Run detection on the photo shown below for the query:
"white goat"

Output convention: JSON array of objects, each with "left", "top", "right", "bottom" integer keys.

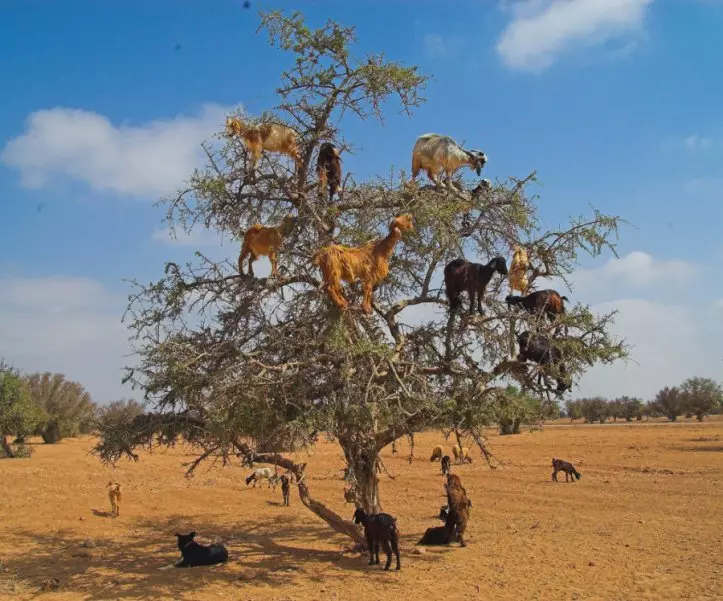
[
  {"left": 245, "top": 467, "right": 277, "bottom": 489},
  {"left": 411, "top": 133, "right": 487, "bottom": 188}
]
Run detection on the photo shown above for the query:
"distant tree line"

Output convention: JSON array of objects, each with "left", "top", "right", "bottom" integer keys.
[
  {"left": 0, "top": 359, "right": 144, "bottom": 458},
  {"left": 564, "top": 377, "right": 723, "bottom": 424}
]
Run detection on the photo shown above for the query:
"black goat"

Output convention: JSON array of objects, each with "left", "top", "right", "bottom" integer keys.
[
  {"left": 516, "top": 330, "right": 571, "bottom": 393},
  {"left": 352, "top": 508, "right": 401, "bottom": 571},
  {"left": 416, "top": 505, "right": 455, "bottom": 546},
  {"left": 174, "top": 532, "right": 228, "bottom": 568},
  {"left": 440, "top": 455, "right": 451, "bottom": 476},
  {"left": 316, "top": 142, "right": 342, "bottom": 201},
  {"left": 506, "top": 289, "right": 568, "bottom": 322},
  {"left": 444, "top": 256, "right": 508, "bottom": 315},
  {"left": 280, "top": 474, "right": 290, "bottom": 506}
]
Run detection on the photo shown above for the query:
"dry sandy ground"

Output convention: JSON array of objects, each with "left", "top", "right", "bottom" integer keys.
[{"left": 1, "top": 420, "right": 721, "bottom": 601}]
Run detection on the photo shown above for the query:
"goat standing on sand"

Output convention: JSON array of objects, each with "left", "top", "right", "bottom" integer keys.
[
  {"left": 429, "top": 445, "right": 445, "bottom": 462},
  {"left": 508, "top": 245, "right": 530, "bottom": 295},
  {"left": 245, "top": 467, "right": 276, "bottom": 489},
  {"left": 506, "top": 289, "right": 568, "bottom": 322},
  {"left": 417, "top": 505, "right": 456, "bottom": 546},
  {"left": 107, "top": 481, "right": 121, "bottom": 517},
  {"left": 352, "top": 508, "right": 401, "bottom": 571},
  {"left": 444, "top": 257, "right": 508, "bottom": 315},
  {"left": 411, "top": 133, "right": 487, "bottom": 188},
  {"left": 552, "top": 458, "right": 582, "bottom": 482},
  {"left": 225, "top": 116, "right": 300, "bottom": 178},
  {"left": 238, "top": 215, "right": 297, "bottom": 278},
  {"left": 313, "top": 214, "right": 414, "bottom": 314},
  {"left": 440, "top": 455, "right": 451, "bottom": 475},
  {"left": 280, "top": 474, "right": 291, "bottom": 506},
  {"left": 516, "top": 331, "right": 571, "bottom": 393},
  {"left": 316, "top": 142, "right": 342, "bottom": 201}
]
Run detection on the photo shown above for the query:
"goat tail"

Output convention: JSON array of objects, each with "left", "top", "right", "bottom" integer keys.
[{"left": 389, "top": 521, "right": 400, "bottom": 539}]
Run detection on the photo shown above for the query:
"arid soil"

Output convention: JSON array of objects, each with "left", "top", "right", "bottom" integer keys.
[{"left": 1, "top": 420, "right": 721, "bottom": 601}]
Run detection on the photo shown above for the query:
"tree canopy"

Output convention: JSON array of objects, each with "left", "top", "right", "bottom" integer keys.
[{"left": 94, "top": 10, "right": 628, "bottom": 542}]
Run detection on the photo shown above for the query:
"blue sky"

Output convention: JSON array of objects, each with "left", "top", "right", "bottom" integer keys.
[{"left": 1, "top": 0, "right": 722, "bottom": 404}]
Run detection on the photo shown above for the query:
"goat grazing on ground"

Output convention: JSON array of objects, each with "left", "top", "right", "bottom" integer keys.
[
  {"left": 245, "top": 467, "right": 276, "bottom": 488},
  {"left": 238, "top": 215, "right": 297, "bottom": 278},
  {"left": 451, "top": 445, "right": 472, "bottom": 464},
  {"left": 280, "top": 475, "right": 291, "bottom": 506},
  {"left": 444, "top": 473, "right": 471, "bottom": 547},
  {"left": 225, "top": 116, "right": 300, "bottom": 178},
  {"left": 429, "top": 445, "right": 445, "bottom": 462},
  {"left": 316, "top": 142, "right": 342, "bottom": 201},
  {"left": 417, "top": 505, "right": 456, "bottom": 546},
  {"left": 411, "top": 133, "right": 487, "bottom": 188},
  {"left": 508, "top": 245, "right": 530, "bottom": 295},
  {"left": 516, "top": 331, "right": 571, "bottom": 393},
  {"left": 440, "top": 455, "right": 451, "bottom": 475},
  {"left": 444, "top": 257, "right": 508, "bottom": 315},
  {"left": 313, "top": 214, "right": 414, "bottom": 314},
  {"left": 506, "top": 289, "right": 568, "bottom": 322},
  {"left": 552, "top": 458, "right": 582, "bottom": 482},
  {"left": 106, "top": 481, "right": 121, "bottom": 517},
  {"left": 174, "top": 532, "right": 228, "bottom": 568},
  {"left": 352, "top": 508, "right": 401, "bottom": 571}
]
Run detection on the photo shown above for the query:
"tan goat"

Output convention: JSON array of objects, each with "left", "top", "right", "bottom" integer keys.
[
  {"left": 226, "top": 116, "right": 300, "bottom": 176},
  {"left": 107, "top": 481, "right": 121, "bottom": 517},
  {"left": 239, "top": 215, "right": 297, "bottom": 278}
]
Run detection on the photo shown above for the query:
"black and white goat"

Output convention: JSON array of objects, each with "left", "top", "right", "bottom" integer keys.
[{"left": 411, "top": 133, "right": 487, "bottom": 188}]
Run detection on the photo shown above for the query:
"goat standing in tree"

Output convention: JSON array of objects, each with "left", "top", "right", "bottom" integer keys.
[
  {"left": 508, "top": 245, "right": 530, "bottom": 295},
  {"left": 238, "top": 215, "right": 297, "bottom": 278},
  {"left": 411, "top": 133, "right": 487, "bottom": 189},
  {"left": 506, "top": 289, "right": 568, "bottom": 323},
  {"left": 316, "top": 142, "right": 342, "bottom": 201},
  {"left": 444, "top": 257, "right": 508, "bottom": 315},
  {"left": 313, "top": 214, "right": 414, "bottom": 314},
  {"left": 225, "top": 116, "right": 300, "bottom": 179}
]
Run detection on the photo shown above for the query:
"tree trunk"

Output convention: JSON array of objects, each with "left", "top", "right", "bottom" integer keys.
[
  {"left": 1, "top": 435, "right": 15, "bottom": 458},
  {"left": 340, "top": 442, "right": 381, "bottom": 514}
]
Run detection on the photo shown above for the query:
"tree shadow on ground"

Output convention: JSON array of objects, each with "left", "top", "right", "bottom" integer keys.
[{"left": 4, "top": 514, "right": 434, "bottom": 600}]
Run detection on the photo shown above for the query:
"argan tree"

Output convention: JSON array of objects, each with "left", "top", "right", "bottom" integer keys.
[
  {"left": 679, "top": 377, "right": 722, "bottom": 422},
  {"left": 95, "top": 11, "right": 626, "bottom": 544},
  {"left": 0, "top": 362, "right": 44, "bottom": 458},
  {"left": 653, "top": 386, "right": 685, "bottom": 422}
]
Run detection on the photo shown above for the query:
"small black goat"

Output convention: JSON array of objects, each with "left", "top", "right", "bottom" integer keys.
[
  {"left": 174, "top": 532, "right": 228, "bottom": 568},
  {"left": 352, "top": 508, "right": 401, "bottom": 571},
  {"left": 506, "top": 289, "right": 568, "bottom": 322},
  {"left": 444, "top": 256, "right": 508, "bottom": 315},
  {"left": 416, "top": 505, "right": 455, "bottom": 546},
  {"left": 280, "top": 474, "right": 290, "bottom": 506},
  {"left": 316, "top": 142, "right": 342, "bottom": 201},
  {"left": 516, "top": 330, "right": 571, "bottom": 393},
  {"left": 440, "top": 455, "right": 451, "bottom": 476}
]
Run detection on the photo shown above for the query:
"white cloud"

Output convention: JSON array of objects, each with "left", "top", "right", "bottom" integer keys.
[
  {"left": 496, "top": 0, "right": 654, "bottom": 72},
  {"left": 151, "top": 226, "right": 226, "bottom": 247},
  {"left": 0, "top": 275, "right": 134, "bottom": 404},
  {"left": 1, "top": 103, "right": 232, "bottom": 198},
  {"left": 684, "top": 134, "right": 714, "bottom": 151},
  {"left": 423, "top": 34, "right": 448, "bottom": 58}
]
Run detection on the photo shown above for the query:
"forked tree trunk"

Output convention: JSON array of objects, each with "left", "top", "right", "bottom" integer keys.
[{"left": 341, "top": 443, "right": 382, "bottom": 514}]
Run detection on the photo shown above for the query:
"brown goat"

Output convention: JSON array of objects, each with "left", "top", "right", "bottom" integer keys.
[
  {"left": 506, "top": 289, "right": 568, "bottom": 322},
  {"left": 225, "top": 116, "right": 300, "bottom": 176},
  {"left": 239, "top": 215, "right": 297, "bottom": 278},
  {"left": 313, "top": 214, "right": 414, "bottom": 314},
  {"left": 444, "top": 257, "right": 508, "bottom": 315},
  {"left": 444, "top": 473, "right": 471, "bottom": 546},
  {"left": 316, "top": 142, "right": 342, "bottom": 201},
  {"left": 107, "top": 481, "right": 121, "bottom": 517}
]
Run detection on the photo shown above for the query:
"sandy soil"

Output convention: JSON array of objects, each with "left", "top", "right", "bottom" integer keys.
[{"left": 1, "top": 419, "right": 721, "bottom": 601}]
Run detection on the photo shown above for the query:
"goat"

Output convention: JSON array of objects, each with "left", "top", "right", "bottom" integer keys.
[
  {"left": 508, "top": 245, "right": 530, "bottom": 295},
  {"left": 352, "top": 508, "right": 401, "bottom": 571},
  {"left": 552, "top": 457, "right": 581, "bottom": 482},
  {"left": 280, "top": 474, "right": 291, "bottom": 506},
  {"left": 225, "top": 116, "right": 300, "bottom": 177},
  {"left": 440, "top": 455, "right": 451, "bottom": 475},
  {"left": 516, "top": 331, "right": 571, "bottom": 393},
  {"left": 452, "top": 444, "right": 461, "bottom": 463},
  {"left": 506, "top": 289, "right": 568, "bottom": 322},
  {"left": 444, "top": 257, "right": 508, "bottom": 315},
  {"left": 429, "top": 445, "right": 445, "bottom": 462},
  {"left": 416, "top": 505, "right": 455, "bottom": 546},
  {"left": 238, "top": 215, "right": 297, "bottom": 278},
  {"left": 313, "top": 214, "right": 414, "bottom": 314},
  {"left": 316, "top": 142, "right": 342, "bottom": 201},
  {"left": 444, "top": 473, "right": 471, "bottom": 547},
  {"left": 174, "top": 531, "right": 228, "bottom": 568},
  {"left": 245, "top": 467, "right": 275, "bottom": 488},
  {"left": 106, "top": 481, "right": 121, "bottom": 517},
  {"left": 461, "top": 447, "right": 472, "bottom": 464},
  {"left": 411, "top": 133, "right": 487, "bottom": 188}
]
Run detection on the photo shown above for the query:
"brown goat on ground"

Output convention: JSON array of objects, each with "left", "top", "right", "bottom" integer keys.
[
  {"left": 444, "top": 257, "right": 508, "bottom": 315},
  {"left": 316, "top": 142, "right": 342, "bottom": 201},
  {"left": 313, "top": 214, "right": 414, "bottom": 314},
  {"left": 107, "top": 481, "right": 121, "bottom": 517},
  {"left": 552, "top": 457, "right": 582, "bottom": 482},
  {"left": 506, "top": 289, "right": 568, "bottom": 322},
  {"left": 429, "top": 445, "right": 445, "bottom": 462},
  {"left": 238, "top": 215, "right": 297, "bottom": 278},
  {"left": 444, "top": 473, "right": 471, "bottom": 547},
  {"left": 225, "top": 116, "right": 300, "bottom": 176}
]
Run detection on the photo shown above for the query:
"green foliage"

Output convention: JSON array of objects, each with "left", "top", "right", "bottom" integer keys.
[
  {"left": 24, "top": 372, "right": 96, "bottom": 443},
  {"left": 0, "top": 361, "right": 45, "bottom": 458},
  {"left": 97, "top": 399, "right": 146, "bottom": 429},
  {"left": 496, "top": 385, "right": 543, "bottom": 435},
  {"left": 653, "top": 386, "right": 685, "bottom": 422},
  {"left": 679, "top": 377, "right": 723, "bottom": 422}
]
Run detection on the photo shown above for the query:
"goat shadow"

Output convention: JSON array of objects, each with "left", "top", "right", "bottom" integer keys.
[{"left": 91, "top": 509, "right": 115, "bottom": 518}]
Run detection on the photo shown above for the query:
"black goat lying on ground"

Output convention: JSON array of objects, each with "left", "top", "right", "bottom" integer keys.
[
  {"left": 440, "top": 455, "right": 451, "bottom": 475},
  {"left": 516, "top": 330, "right": 571, "bottom": 393},
  {"left": 174, "top": 532, "right": 228, "bottom": 568},
  {"left": 352, "top": 508, "right": 401, "bottom": 571},
  {"left": 444, "top": 256, "right": 508, "bottom": 315},
  {"left": 417, "top": 505, "right": 456, "bottom": 545},
  {"left": 552, "top": 457, "right": 582, "bottom": 482},
  {"left": 506, "top": 289, "right": 568, "bottom": 322}
]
